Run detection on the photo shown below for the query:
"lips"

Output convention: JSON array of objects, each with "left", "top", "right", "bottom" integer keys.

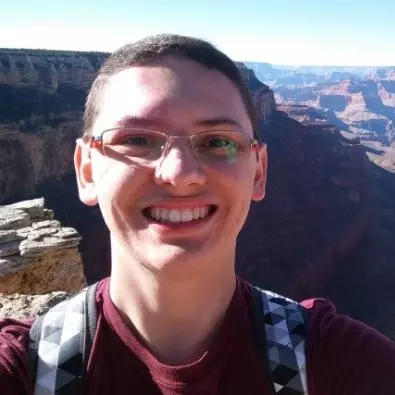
[{"left": 143, "top": 205, "right": 217, "bottom": 223}]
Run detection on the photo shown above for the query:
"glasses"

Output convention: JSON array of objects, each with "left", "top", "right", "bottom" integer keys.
[{"left": 86, "top": 128, "right": 260, "bottom": 165}]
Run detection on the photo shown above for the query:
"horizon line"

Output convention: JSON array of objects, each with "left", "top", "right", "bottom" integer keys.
[{"left": 0, "top": 47, "right": 394, "bottom": 69}]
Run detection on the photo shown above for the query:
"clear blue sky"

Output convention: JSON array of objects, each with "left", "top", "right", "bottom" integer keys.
[{"left": 1, "top": 0, "right": 394, "bottom": 66}]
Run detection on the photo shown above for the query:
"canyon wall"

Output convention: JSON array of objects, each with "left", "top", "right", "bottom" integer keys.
[
  {"left": 0, "top": 49, "right": 106, "bottom": 91},
  {"left": 0, "top": 49, "right": 106, "bottom": 201}
]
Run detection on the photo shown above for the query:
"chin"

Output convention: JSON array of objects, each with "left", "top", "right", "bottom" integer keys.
[{"left": 138, "top": 243, "right": 213, "bottom": 278}]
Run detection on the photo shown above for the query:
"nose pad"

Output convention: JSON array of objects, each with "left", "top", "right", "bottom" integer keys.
[
  {"left": 157, "top": 136, "right": 199, "bottom": 168},
  {"left": 161, "top": 136, "right": 196, "bottom": 160},
  {"left": 154, "top": 137, "right": 206, "bottom": 187}
]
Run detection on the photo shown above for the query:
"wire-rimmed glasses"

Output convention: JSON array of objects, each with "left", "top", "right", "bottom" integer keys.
[{"left": 85, "top": 128, "right": 261, "bottom": 165}]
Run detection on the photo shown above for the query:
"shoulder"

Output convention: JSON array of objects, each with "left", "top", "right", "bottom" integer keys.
[
  {"left": 301, "top": 298, "right": 395, "bottom": 393},
  {"left": 301, "top": 297, "right": 394, "bottom": 348},
  {"left": 0, "top": 317, "right": 33, "bottom": 369},
  {"left": 0, "top": 317, "right": 33, "bottom": 393},
  {"left": 95, "top": 277, "right": 110, "bottom": 304}
]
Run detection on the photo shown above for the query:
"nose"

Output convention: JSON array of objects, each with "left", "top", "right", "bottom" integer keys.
[{"left": 154, "top": 139, "right": 207, "bottom": 191}]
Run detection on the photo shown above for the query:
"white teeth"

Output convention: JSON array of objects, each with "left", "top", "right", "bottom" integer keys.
[
  {"left": 147, "top": 206, "right": 213, "bottom": 223},
  {"left": 193, "top": 208, "right": 200, "bottom": 220},
  {"left": 181, "top": 209, "right": 193, "bottom": 222},
  {"left": 161, "top": 208, "right": 169, "bottom": 221},
  {"left": 169, "top": 209, "right": 181, "bottom": 222}
]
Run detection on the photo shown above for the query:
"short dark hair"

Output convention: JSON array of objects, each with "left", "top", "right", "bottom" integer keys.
[{"left": 84, "top": 34, "right": 258, "bottom": 139}]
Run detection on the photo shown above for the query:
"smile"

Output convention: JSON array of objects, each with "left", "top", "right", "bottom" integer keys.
[{"left": 143, "top": 205, "right": 217, "bottom": 223}]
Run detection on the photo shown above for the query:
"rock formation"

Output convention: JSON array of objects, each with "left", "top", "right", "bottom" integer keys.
[
  {"left": 237, "top": 64, "right": 276, "bottom": 118},
  {"left": 275, "top": 78, "right": 395, "bottom": 146},
  {"left": 0, "top": 292, "right": 69, "bottom": 319},
  {"left": 0, "top": 49, "right": 112, "bottom": 203},
  {"left": 0, "top": 49, "right": 107, "bottom": 92},
  {"left": 370, "top": 68, "right": 395, "bottom": 81},
  {"left": 0, "top": 197, "right": 85, "bottom": 318},
  {"left": 0, "top": 118, "right": 83, "bottom": 202}
]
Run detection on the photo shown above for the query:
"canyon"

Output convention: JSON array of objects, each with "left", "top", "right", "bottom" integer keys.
[
  {"left": 0, "top": 50, "right": 394, "bottom": 338},
  {"left": 245, "top": 61, "right": 395, "bottom": 169},
  {"left": 275, "top": 78, "right": 395, "bottom": 146}
]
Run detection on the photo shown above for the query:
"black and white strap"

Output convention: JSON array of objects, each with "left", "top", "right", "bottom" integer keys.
[{"left": 29, "top": 283, "right": 308, "bottom": 395}]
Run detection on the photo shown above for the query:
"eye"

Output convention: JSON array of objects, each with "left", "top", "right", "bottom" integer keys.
[
  {"left": 206, "top": 137, "right": 236, "bottom": 148},
  {"left": 105, "top": 130, "right": 164, "bottom": 148},
  {"left": 201, "top": 136, "right": 239, "bottom": 152},
  {"left": 198, "top": 134, "right": 238, "bottom": 149},
  {"left": 121, "top": 135, "right": 152, "bottom": 146},
  {"left": 193, "top": 133, "right": 241, "bottom": 160},
  {"left": 101, "top": 129, "right": 167, "bottom": 159}
]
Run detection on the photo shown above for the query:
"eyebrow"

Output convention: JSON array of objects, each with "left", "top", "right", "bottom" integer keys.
[
  {"left": 193, "top": 118, "right": 242, "bottom": 129},
  {"left": 116, "top": 116, "right": 243, "bottom": 130}
]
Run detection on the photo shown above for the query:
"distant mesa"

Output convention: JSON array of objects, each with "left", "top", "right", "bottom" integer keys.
[
  {"left": 0, "top": 48, "right": 108, "bottom": 92},
  {"left": 266, "top": 69, "right": 395, "bottom": 145},
  {"left": 244, "top": 62, "right": 395, "bottom": 86},
  {"left": 370, "top": 68, "right": 395, "bottom": 81}
]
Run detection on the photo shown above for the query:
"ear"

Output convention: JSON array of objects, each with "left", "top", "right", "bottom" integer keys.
[
  {"left": 251, "top": 144, "right": 268, "bottom": 202},
  {"left": 74, "top": 138, "right": 98, "bottom": 206}
]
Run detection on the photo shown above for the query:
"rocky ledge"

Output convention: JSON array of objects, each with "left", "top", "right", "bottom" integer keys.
[
  {"left": 0, "top": 292, "right": 69, "bottom": 319},
  {"left": 0, "top": 197, "right": 85, "bottom": 317}
]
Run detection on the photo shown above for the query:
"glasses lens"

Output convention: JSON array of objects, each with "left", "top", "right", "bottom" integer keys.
[
  {"left": 102, "top": 129, "right": 166, "bottom": 159},
  {"left": 192, "top": 131, "right": 251, "bottom": 163}
]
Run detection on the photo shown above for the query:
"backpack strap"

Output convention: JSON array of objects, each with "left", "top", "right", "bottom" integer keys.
[
  {"left": 29, "top": 282, "right": 98, "bottom": 395},
  {"left": 82, "top": 282, "right": 98, "bottom": 376},
  {"left": 251, "top": 286, "right": 309, "bottom": 395}
]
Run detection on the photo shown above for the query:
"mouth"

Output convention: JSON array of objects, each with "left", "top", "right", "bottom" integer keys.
[{"left": 142, "top": 205, "right": 218, "bottom": 224}]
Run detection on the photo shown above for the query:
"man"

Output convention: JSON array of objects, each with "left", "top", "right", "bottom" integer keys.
[{"left": 1, "top": 34, "right": 395, "bottom": 394}]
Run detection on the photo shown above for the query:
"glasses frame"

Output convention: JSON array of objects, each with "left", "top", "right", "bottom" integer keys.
[{"left": 85, "top": 128, "right": 262, "bottom": 163}]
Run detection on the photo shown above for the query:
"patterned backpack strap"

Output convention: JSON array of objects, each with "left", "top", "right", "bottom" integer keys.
[
  {"left": 251, "top": 286, "right": 309, "bottom": 395},
  {"left": 28, "top": 282, "right": 98, "bottom": 395}
]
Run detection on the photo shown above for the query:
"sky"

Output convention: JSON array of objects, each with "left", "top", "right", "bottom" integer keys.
[{"left": 0, "top": 0, "right": 394, "bottom": 66}]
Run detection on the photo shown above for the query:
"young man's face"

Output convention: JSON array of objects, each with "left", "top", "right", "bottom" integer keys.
[{"left": 75, "top": 56, "right": 267, "bottom": 277}]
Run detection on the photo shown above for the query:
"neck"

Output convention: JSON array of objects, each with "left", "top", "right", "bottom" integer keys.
[{"left": 109, "top": 248, "right": 237, "bottom": 365}]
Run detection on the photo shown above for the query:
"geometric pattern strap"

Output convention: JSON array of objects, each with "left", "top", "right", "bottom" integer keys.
[
  {"left": 32, "top": 288, "right": 88, "bottom": 395},
  {"left": 252, "top": 287, "right": 309, "bottom": 395}
]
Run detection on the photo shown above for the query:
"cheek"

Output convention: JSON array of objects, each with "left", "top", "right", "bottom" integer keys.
[
  {"left": 231, "top": 192, "right": 252, "bottom": 231},
  {"left": 94, "top": 163, "right": 151, "bottom": 235},
  {"left": 213, "top": 160, "right": 256, "bottom": 195},
  {"left": 94, "top": 161, "right": 147, "bottom": 206},
  {"left": 210, "top": 163, "right": 255, "bottom": 222}
]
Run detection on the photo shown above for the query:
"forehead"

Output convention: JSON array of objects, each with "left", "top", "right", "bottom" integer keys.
[{"left": 93, "top": 56, "right": 252, "bottom": 134}]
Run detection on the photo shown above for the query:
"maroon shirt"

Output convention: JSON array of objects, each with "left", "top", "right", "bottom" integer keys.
[{"left": 1, "top": 277, "right": 395, "bottom": 394}]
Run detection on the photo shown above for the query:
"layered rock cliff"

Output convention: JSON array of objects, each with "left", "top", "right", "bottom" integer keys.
[
  {"left": 1, "top": 49, "right": 395, "bottom": 337},
  {"left": 0, "top": 49, "right": 108, "bottom": 202},
  {"left": 237, "top": 64, "right": 276, "bottom": 118},
  {"left": 0, "top": 197, "right": 85, "bottom": 318},
  {"left": 0, "top": 49, "right": 106, "bottom": 91},
  {"left": 0, "top": 118, "right": 83, "bottom": 202}
]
